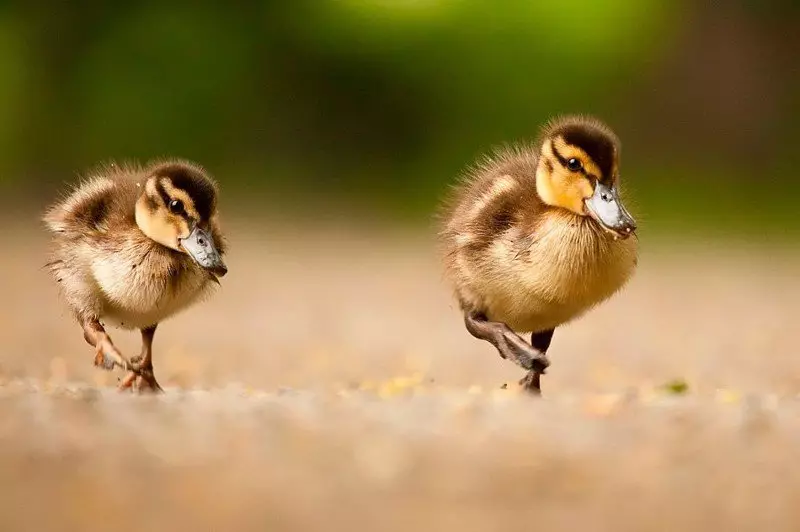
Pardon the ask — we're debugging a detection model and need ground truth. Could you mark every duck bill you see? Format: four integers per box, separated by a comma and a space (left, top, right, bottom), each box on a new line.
179, 225, 228, 278
584, 181, 637, 239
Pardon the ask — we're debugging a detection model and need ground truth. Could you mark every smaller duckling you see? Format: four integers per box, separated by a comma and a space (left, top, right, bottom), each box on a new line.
43, 159, 228, 392
438, 115, 638, 395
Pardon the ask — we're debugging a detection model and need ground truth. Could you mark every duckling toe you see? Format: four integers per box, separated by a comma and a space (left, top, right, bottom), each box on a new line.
117, 371, 137, 390
518, 371, 543, 395
93, 347, 122, 371
118, 370, 163, 394
136, 373, 164, 394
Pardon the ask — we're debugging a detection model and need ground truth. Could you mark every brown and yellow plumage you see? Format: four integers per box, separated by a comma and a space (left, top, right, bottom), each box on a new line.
437, 115, 638, 394
43, 159, 228, 392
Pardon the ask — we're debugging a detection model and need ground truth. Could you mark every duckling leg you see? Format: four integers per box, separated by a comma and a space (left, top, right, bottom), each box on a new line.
464, 312, 550, 376
119, 325, 163, 393
519, 329, 555, 393
82, 318, 132, 372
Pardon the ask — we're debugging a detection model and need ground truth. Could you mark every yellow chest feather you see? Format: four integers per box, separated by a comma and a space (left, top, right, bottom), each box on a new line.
87, 242, 213, 329
458, 214, 638, 332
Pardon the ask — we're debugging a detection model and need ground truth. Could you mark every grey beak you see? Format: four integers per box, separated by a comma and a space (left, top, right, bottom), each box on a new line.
179, 225, 228, 277
584, 181, 637, 238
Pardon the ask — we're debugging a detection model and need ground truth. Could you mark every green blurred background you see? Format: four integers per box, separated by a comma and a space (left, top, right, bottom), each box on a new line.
1, 0, 798, 238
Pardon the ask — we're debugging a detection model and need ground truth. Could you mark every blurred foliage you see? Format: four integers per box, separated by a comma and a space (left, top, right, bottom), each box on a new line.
0, 0, 797, 236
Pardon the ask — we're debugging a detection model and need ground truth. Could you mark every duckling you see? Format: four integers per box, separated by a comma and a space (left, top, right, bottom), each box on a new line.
43, 159, 228, 392
438, 115, 638, 394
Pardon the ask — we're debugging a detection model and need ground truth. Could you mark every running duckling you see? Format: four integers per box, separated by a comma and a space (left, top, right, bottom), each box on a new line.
438, 115, 638, 394
43, 159, 228, 392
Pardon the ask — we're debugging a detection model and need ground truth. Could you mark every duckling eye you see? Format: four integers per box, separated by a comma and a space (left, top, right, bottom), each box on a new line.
168, 199, 184, 214
567, 158, 583, 172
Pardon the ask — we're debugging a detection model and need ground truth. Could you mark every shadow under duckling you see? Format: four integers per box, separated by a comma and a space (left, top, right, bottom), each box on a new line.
43, 159, 228, 393
438, 115, 638, 395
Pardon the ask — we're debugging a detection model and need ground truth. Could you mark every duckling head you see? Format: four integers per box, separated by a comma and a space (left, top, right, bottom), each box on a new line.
135, 161, 228, 277
534, 115, 637, 239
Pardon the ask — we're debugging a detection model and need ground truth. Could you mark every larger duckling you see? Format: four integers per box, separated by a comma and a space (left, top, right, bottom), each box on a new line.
43, 159, 228, 392
438, 115, 638, 394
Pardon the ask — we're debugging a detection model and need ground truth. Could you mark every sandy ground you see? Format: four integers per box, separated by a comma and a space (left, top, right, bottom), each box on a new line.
2, 218, 800, 531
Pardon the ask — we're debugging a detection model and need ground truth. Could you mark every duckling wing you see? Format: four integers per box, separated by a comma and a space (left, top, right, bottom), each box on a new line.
43, 174, 140, 239
43, 172, 144, 319
438, 145, 542, 257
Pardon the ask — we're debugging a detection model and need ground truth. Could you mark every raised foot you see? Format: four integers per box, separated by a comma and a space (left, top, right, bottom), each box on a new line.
93, 342, 130, 371
501, 334, 550, 373
464, 313, 550, 373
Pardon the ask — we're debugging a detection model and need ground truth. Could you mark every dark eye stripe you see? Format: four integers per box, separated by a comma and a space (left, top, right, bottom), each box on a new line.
157, 166, 215, 221
551, 146, 588, 176
561, 128, 615, 179
154, 180, 172, 207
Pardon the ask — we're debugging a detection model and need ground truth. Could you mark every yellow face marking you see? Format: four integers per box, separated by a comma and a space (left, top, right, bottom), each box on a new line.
160, 178, 200, 221
552, 136, 602, 178
135, 197, 180, 251
536, 140, 594, 216
134, 176, 193, 251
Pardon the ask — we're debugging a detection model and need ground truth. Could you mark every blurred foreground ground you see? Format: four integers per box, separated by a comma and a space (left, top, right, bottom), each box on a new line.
2, 218, 800, 531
